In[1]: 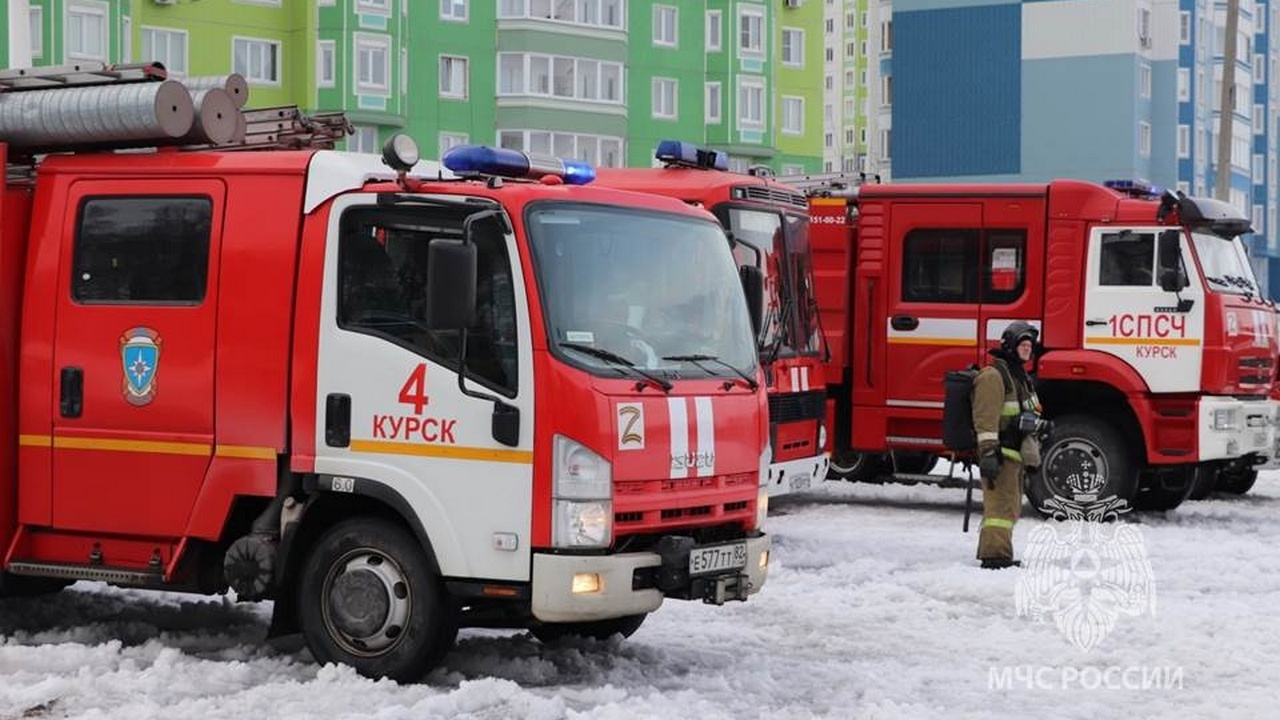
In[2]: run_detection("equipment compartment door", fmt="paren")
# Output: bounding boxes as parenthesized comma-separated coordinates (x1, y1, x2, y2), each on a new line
(51, 180, 224, 537)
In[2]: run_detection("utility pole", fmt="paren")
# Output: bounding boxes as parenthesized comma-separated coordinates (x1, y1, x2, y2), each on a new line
(1216, 0, 1241, 202)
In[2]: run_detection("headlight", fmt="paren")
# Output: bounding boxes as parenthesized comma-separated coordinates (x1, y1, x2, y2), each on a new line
(553, 500, 612, 547)
(818, 423, 828, 451)
(1212, 408, 1241, 431)
(755, 489, 769, 529)
(758, 445, 772, 487)
(554, 435, 612, 499)
(553, 435, 612, 548)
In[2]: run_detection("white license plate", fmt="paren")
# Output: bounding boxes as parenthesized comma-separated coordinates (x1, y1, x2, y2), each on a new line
(689, 542, 748, 576)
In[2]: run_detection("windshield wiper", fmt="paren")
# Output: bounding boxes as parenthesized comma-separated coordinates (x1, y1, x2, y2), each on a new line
(560, 342, 672, 392)
(662, 354, 759, 390)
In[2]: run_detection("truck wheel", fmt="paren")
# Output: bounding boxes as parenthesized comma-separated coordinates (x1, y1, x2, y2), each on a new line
(529, 613, 647, 644)
(828, 451, 887, 483)
(298, 517, 456, 682)
(1187, 464, 1219, 500)
(1218, 468, 1258, 495)
(893, 452, 938, 475)
(1028, 415, 1138, 514)
(1133, 465, 1195, 511)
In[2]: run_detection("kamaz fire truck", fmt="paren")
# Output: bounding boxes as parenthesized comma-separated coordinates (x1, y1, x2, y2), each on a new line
(596, 142, 830, 497)
(0, 64, 771, 682)
(796, 176, 1276, 512)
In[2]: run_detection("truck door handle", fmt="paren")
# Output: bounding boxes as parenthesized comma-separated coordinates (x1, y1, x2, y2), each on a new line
(1085, 319, 1107, 327)
(60, 367, 83, 418)
(890, 315, 919, 331)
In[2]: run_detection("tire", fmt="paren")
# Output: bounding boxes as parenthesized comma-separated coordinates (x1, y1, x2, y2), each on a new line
(1027, 415, 1139, 515)
(529, 613, 647, 644)
(1218, 468, 1258, 495)
(828, 451, 888, 483)
(298, 517, 455, 682)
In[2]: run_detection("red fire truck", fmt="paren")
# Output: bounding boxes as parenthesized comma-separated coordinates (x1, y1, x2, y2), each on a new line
(596, 142, 830, 497)
(0, 65, 770, 682)
(801, 176, 1276, 511)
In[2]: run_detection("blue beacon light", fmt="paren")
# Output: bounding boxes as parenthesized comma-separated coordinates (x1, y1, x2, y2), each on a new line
(655, 139, 730, 171)
(1103, 179, 1165, 198)
(441, 145, 595, 185)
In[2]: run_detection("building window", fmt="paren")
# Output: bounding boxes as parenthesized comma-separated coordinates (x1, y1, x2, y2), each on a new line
(654, 5, 677, 47)
(881, 20, 892, 52)
(1139, 121, 1151, 157)
(705, 82, 721, 124)
(652, 77, 677, 119)
(1255, 104, 1265, 133)
(1139, 63, 1151, 98)
(1180, 11, 1190, 44)
(29, 6, 43, 57)
(782, 96, 804, 135)
(880, 128, 891, 160)
(440, 132, 469, 158)
(233, 37, 281, 84)
(1256, 54, 1266, 83)
(67, 2, 108, 61)
(1254, 154, 1265, 183)
(706, 11, 722, 51)
(782, 28, 804, 67)
(1177, 68, 1190, 101)
(439, 55, 468, 98)
(349, 125, 378, 154)
(881, 75, 892, 105)
(498, 53, 623, 104)
(356, 0, 390, 13)
(501, 0, 626, 30)
(824, 74, 833, 91)
(498, 129, 624, 167)
(825, 46, 834, 62)
(739, 10, 763, 55)
(441, 0, 468, 21)
(739, 77, 764, 127)
(142, 28, 188, 76)
(1178, 125, 1190, 157)
(355, 35, 390, 95)
(783, 164, 804, 176)
(317, 41, 336, 87)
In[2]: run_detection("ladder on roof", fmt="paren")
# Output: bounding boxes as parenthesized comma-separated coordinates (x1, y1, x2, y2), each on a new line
(774, 170, 882, 196)
(0, 61, 169, 91)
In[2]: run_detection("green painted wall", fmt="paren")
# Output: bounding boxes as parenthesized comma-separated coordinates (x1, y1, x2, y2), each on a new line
(405, 0, 495, 157)
(774, 0, 822, 172)
(624, 1, 710, 166)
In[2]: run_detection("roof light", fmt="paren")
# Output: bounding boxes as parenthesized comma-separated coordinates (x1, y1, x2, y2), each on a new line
(381, 133, 420, 172)
(1104, 179, 1165, 199)
(655, 139, 730, 171)
(442, 145, 595, 185)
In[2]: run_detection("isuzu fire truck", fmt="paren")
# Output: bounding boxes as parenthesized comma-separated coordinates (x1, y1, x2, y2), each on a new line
(798, 176, 1277, 512)
(596, 141, 830, 496)
(0, 65, 770, 682)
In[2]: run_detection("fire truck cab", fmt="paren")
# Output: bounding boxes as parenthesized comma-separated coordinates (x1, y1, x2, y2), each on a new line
(596, 141, 830, 497)
(807, 177, 1277, 512)
(0, 66, 770, 683)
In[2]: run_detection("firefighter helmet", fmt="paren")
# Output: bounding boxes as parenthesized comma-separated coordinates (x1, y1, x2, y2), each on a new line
(1001, 321, 1039, 355)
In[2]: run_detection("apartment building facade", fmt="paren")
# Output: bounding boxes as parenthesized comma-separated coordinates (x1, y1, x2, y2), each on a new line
(4, 0, 822, 173)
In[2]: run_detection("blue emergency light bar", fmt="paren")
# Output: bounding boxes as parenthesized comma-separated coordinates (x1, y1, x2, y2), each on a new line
(1104, 179, 1165, 199)
(655, 139, 730, 171)
(442, 145, 596, 185)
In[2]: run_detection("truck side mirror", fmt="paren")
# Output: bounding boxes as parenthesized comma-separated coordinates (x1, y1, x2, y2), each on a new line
(1157, 230, 1186, 292)
(740, 264, 764, 338)
(425, 238, 477, 329)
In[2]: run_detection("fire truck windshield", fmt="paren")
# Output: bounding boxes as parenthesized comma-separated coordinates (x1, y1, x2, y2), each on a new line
(528, 203, 758, 380)
(1190, 230, 1261, 295)
(724, 208, 822, 358)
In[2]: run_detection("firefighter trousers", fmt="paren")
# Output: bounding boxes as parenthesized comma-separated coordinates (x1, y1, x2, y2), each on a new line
(976, 460, 1023, 561)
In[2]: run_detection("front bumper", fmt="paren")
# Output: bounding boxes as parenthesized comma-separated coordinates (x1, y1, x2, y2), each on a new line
(530, 534, 770, 623)
(764, 454, 831, 497)
(1198, 397, 1277, 462)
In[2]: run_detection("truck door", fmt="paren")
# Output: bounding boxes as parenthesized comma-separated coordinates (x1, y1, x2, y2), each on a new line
(1081, 226, 1203, 392)
(885, 204, 985, 421)
(312, 199, 534, 582)
(51, 181, 223, 536)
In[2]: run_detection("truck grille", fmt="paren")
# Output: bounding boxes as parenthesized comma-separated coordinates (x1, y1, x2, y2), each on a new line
(739, 185, 808, 210)
(613, 472, 757, 533)
(1239, 356, 1275, 386)
(769, 390, 827, 423)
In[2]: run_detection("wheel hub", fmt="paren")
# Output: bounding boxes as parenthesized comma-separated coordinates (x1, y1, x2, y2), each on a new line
(1043, 439, 1108, 500)
(323, 552, 412, 656)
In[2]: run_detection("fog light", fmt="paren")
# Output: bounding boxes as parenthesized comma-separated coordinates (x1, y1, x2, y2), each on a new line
(572, 572, 601, 594)
(758, 550, 770, 570)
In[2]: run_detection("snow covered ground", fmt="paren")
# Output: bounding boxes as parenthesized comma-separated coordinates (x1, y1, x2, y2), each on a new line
(4, 470, 1280, 720)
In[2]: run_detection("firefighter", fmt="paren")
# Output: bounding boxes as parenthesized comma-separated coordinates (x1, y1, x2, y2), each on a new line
(973, 321, 1043, 569)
